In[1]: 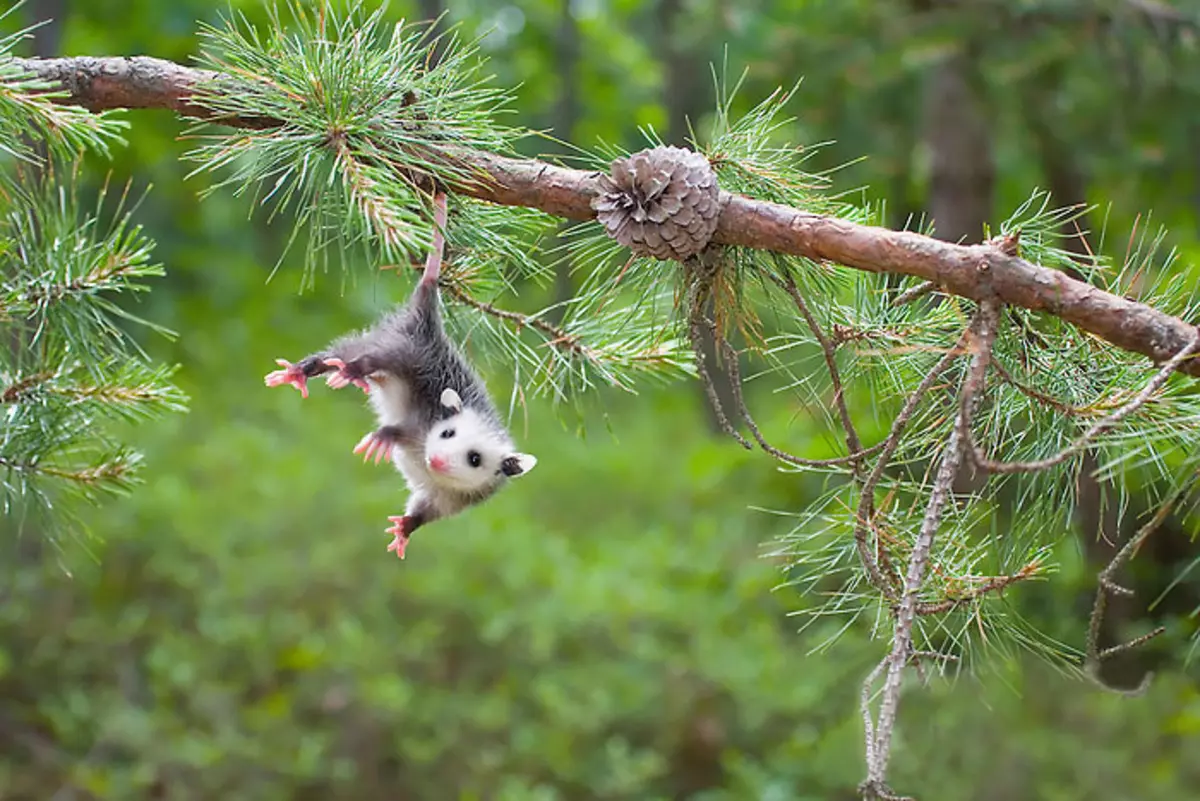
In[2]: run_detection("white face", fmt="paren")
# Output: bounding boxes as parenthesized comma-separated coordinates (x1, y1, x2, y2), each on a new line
(423, 409, 524, 492)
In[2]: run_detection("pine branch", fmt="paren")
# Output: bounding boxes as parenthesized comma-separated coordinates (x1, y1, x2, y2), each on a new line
(852, 330, 971, 600)
(9, 55, 1200, 378)
(965, 331, 1200, 474)
(912, 559, 1042, 615)
(776, 272, 866, 471)
(861, 297, 1000, 801)
(0, 452, 139, 494)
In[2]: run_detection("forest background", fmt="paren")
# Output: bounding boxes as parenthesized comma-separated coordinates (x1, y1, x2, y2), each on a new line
(2, 0, 1200, 799)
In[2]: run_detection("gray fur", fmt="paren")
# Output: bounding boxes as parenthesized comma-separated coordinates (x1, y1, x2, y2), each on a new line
(325, 278, 501, 431)
(267, 192, 536, 558)
(319, 277, 521, 524)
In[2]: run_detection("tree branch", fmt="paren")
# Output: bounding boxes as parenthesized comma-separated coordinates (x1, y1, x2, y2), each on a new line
(9, 54, 1200, 377)
(852, 331, 971, 600)
(862, 297, 1000, 801)
(965, 330, 1200, 474)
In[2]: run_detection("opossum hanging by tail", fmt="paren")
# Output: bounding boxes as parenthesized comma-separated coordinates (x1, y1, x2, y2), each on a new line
(264, 192, 537, 559)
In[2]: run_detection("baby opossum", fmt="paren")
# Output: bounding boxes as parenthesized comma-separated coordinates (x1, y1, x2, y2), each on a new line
(263, 192, 537, 559)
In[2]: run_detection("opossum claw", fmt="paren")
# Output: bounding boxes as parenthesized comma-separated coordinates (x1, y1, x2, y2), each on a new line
(323, 358, 371, 393)
(386, 515, 414, 559)
(354, 430, 397, 464)
(264, 359, 309, 399)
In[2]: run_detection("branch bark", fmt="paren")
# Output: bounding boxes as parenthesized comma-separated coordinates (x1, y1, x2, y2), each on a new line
(10, 55, 1200, 377)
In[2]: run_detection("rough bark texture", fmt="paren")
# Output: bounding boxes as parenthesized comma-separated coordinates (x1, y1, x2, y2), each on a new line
(10, 55, 1200, 377)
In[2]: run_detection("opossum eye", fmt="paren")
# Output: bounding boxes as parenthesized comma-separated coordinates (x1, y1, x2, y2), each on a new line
(440, 428, 456, 439)
(467, 450, 482, 468)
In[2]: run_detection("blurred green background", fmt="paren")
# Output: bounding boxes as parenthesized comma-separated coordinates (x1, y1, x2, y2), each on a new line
(3, 1, 1200, 799)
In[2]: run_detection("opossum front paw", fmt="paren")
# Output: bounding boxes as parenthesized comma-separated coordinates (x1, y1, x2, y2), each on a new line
(264, 359, 309, 398)
(353, 429, 400, 465)
(385, 515, 415, 560)
(322, 358, 371, 393)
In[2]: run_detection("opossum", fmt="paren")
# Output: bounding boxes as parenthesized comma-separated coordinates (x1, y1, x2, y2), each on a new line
(264, 192, 537, 559)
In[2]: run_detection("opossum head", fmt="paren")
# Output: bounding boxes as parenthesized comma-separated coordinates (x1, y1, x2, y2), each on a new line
(423, 389, 537, 493)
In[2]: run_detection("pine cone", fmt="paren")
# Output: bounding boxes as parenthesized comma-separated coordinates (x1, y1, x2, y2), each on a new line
(591, 145, 721, 261)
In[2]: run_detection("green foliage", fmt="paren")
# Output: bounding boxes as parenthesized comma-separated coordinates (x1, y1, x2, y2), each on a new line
(0, 4, 184, 543)
(0, 166, 187, 541)
(0, 5, 127, 166)
(188, 0, 525, 277)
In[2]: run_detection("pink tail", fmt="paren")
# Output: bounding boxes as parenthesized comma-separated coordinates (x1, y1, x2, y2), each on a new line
(421, 191, 448, 286)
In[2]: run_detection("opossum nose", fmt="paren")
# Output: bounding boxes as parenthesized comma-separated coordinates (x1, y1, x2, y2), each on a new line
(428, 454, 449, 473)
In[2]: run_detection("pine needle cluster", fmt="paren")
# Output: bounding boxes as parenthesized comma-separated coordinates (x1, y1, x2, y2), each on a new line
(1, 9, 185, 545)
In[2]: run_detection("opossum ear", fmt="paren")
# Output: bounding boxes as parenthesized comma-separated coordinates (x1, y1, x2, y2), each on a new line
(440, 388, 463, 411)
(501, 453, 537, 477)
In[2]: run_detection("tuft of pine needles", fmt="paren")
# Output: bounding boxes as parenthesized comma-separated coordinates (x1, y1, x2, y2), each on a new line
(0, 4, 127, 169)
(1, 162, 186, 545)
(186, 0, 525, 282)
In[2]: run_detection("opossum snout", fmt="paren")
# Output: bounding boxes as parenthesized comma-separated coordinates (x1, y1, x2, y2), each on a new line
(427, 454, 450, 474)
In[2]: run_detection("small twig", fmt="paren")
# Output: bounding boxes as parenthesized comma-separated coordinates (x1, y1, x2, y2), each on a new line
(399, 258, 606, 364)
(864, 299, 999, 796)
(721, 337, 886, 467)
(890, 280, 937, 307)
(1, 371, 55, 403)
(989, 357, 1085, 417)
(966, 330, 1200, 474)
(1084, 488, 1185, 695)
(775, 273, 867, 473)
(852, 330, 972, 599)
(914, 561, 1042, 615)
(442, 281, 584, 352)
(909, 649, 958, 665)
(859, 781, 914, 801)
(693, 265, 884, 467)
(860, 656, 888, 776)
(0, 456, 133, 484)
(1097, 628, 1166, 661)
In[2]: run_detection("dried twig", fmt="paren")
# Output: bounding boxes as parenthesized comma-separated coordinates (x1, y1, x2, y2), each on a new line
(773, 273, 867, 472)
(687, 281, 752, 450)
(719, 337, 886, 467)
(852, 331, 971, 599)
(913, 560, 1042, 615)
(965, 330, 1200, 474)
(860, 656, 888, 777)
(989, 357, 1085, 417)
(890, 280, 937, 307)
(1, 372, 55, 403)
(861, 298, 1000, 800)
(1083, 490, 1184, 695)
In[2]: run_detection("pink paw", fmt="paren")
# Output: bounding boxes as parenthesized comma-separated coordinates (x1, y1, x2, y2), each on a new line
(385, 515, 413, 560)
(264, 359, 309, 398)
(354, 430, 396, 464)
(323, 358, 370, 393)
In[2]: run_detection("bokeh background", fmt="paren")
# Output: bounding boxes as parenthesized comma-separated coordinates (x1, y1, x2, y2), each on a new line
(3, 1, 1200, 799)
